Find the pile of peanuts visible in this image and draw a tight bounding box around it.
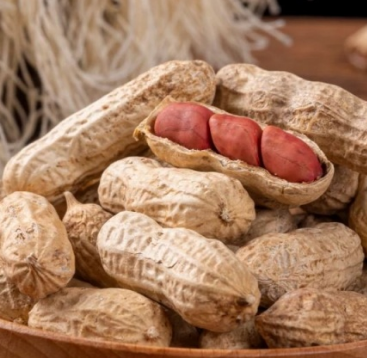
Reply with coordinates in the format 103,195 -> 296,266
1,60 -> 367,349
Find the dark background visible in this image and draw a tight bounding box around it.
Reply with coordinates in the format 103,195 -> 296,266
272,0 -> 367,17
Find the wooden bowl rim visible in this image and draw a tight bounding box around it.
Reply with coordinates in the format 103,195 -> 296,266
1,318 -> 367,356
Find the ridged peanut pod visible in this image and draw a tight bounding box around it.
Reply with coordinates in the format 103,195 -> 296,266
0,191 -> 75,299
97,211 -> 260,332
134,96 -> 334,207
98,157 -> 255,245
302,164 -> 359,215
199,317 -> 265,349
2,60 -> 216,203
236,222 -> 364,307
0,264 -> 35,324
349,175 -> 367,255
28,287 -> 172,347
214,64 -> 367,174
256,288 -> 367,347
62,192 -> 117,288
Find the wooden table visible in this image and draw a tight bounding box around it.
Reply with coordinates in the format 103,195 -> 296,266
254,17 -> 367,100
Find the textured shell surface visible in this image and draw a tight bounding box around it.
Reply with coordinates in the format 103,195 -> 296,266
134,96 -> 334,208
0,263 -> 35,324
0,191 -> 75,299
236,222 -> 364,307
255,288 -> 367,347
302,164 -> 359,215
97,211 -> 260,332
62,192 -> 117,288
214,63 -> 367,174
28,287 -> 172,347
2,60 -> 216,203
240,208 -> 299,244
98,156 -> 255,244
349,175 -> 367,255
199,317 -> 264,349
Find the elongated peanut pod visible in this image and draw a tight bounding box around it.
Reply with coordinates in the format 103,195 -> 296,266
2,60 -> 216,203
97,211 -> 260,332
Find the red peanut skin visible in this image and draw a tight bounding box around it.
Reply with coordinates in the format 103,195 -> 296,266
209,114 -> 262,167
261,126 -> 323,183
154,103 -> 214,150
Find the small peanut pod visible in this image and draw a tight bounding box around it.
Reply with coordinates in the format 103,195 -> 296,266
236,222 -> 364,307
0,264 -> 35,324
97,211 -> 260,332
199,318 -> 265,349
134,96 -> 334,207
2,60 -> 216,203
62,192 -> 117,288
302,164 -> 359,215
28,287 -> 172,347
0,191 -> 75,299
214,63 -> 367,174
98,157 -> 255,245
256,288 -> 367,347
349,175 -> 367,255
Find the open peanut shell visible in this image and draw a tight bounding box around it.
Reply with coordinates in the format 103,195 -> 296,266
134,96 -> 334,207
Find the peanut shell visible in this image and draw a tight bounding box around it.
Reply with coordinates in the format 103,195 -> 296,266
0,191 -> 75,299
28,287 -> 172,347
236,222 -> 364,307
134,96 -> 334,207
214,63 -> 367,174
97,211 -> 260,332
62,192 -> 117,288
2,60 -> 216,203
256,288 -> 367,347
98,156 -> 255,245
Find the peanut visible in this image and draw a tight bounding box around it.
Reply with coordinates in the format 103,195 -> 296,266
0,263 -> 35,324
209,113 -> 262,166
98,157 -> 255,244
134,96 -> 334,207
0,191 -> 75,299
154,102 -> 214,150
62,192 -> 117,288
302,164 -> 359,215
349,175 -> 367,255
214,63 -> 367,174
345,24 -> 367,71
255,288 -> 367,347
261,125 -> 323,183
236,222 -> 364,307
97,211 -> 260,332
28,287 -> 172,347
199,317 -> 265,349
2,60 -> 216,203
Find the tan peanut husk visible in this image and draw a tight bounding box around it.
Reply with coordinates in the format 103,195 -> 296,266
256,288 -> 367,347
97,211 -> 260,333
0,191 -> 75,299
98,157 -> 255,245
349,174 -> 367,255
62,192 -> 118,288
2,60 -> 216,204
236,222 -> 364,307
28,287 -> 172,347
214,63 -> 367,174
134,96 -> 334,207
0,264 -> 35,324
345,24 -> 367,71
199,317 -> 265,349
302,164 -> 359,215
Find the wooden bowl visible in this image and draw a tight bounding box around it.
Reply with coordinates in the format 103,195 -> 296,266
0,318 -> 366,358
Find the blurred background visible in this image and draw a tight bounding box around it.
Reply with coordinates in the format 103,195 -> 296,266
0,0 -> 366,174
